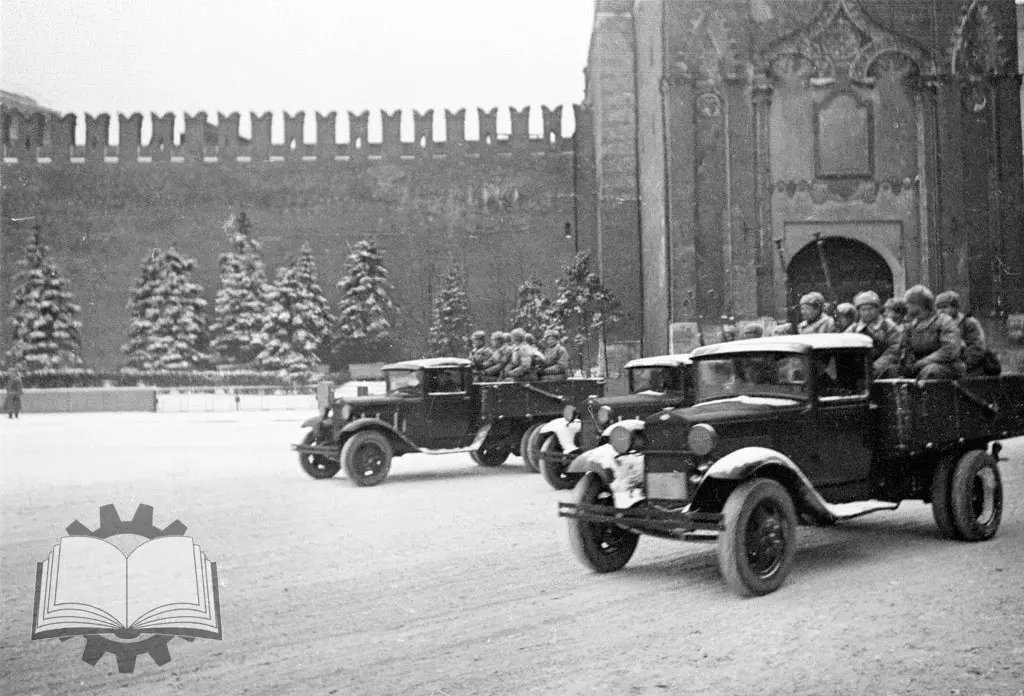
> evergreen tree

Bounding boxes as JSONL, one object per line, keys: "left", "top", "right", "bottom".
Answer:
{"left": 123, "top": 247, "right": 210, "bottom": 371}
{"left": 428, "top": 263, "right": 473, "bottom": 357}
{"left": 509, "top": 277, "right": 561, "bottom": 338}
{"left": 255, "top": 244, "right": 335, "bottom": 379}
{"left": 4, "top": 228, "right": 85, "bottom": 371}
{"left": 552, "top": 252, "right": 621, "bottom": 372}
{"left": 332, "top": 239, "right": 399, "bottom": 365}
{"left": 210, "top": 212, "right": 271, "bottom": 366}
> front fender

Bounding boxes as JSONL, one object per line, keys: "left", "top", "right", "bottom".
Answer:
{"left": 565, "top": 444, "right": 615, "bottom": 486}
{"left": 600, "top": 418, "right": 645, "bottom": 439}
{"left": 301, "top": 415, "right": 324, "bottom": 429}
{"left": 539, "top": 417, "right": 581, "bottom": 452}
{"left": 695, "top": 446, "right": 866, "bottom": 525}
{"left": 337, "top": 417, "right": 420, "bottom": 455}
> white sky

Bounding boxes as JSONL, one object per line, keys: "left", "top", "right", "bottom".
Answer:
{"left": 1, "top": 0, "right": 595, "bottom": 142}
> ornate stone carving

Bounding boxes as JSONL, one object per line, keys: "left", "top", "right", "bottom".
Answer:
{"left": 950, "top": 0, "right": 1009, "bottom": 77}
{"left": 671, "top": 6, "right": 739, "bottom": 84}
{"left": 763, "top": 0, "right": 936, "bottom": 86}
{"left": 696, "top": 92, "right": 722, "bottom": 119}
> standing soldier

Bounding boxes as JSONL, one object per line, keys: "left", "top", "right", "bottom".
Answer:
{"left": 481, "top": 331, "right": 510, "bottom": 380}
{"left": 881, "top": 285, "right": 964, "bottom": 379}
{"left": 540, "top": 329, "right": 570, "bottom": 381}
{"left": 503, "top": 328, "right": 536, "bottom": 381}
{"left": 4, "top": 369, "right": 24, "bottom": 419}
{"left": 797, "top": 292, "right": 835, "bottom": 334}
{"left": 846, "top": 291, "right": 901, "bottom": 377}
{"left": 935, "top": 290, "right": 996, "bottom": 376}
{"left": 469, "top": 330, "right": 493, "bottom": 381}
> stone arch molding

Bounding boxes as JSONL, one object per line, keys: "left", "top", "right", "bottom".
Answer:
{"left": 790, "top": 231, "right": 906, "bottom": 296}
{"left": 763, "top": 0, "right": 937, "bottom": 86}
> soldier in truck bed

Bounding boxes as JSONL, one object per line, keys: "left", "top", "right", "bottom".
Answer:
{"left": 845, "top": 290, "right": 902, "bottom": 378}
{"left": 480, "top": 331, "right": 511, "bottom": 380}
{"left": 503, "top": 328, "right": 538, "bottom": 381}
{"left": 540, "top": 329, "right": 570, "bottom": 381}
{"left": 469, "top": 330, "right": 493, "bottom": 380}
{"left": 878, "top": 284, "right": 964, "bottom": 380}
{"left": 935, "top": 290, "right": 995, "bottom": 377}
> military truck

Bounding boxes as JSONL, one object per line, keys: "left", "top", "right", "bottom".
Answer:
{"left": 294, "top": 357, "right": 604, "bottom": 486}
{"left": 558, "top": 334, "right": 1024, "bottom": 596}
{"left": 531, "top": 353, "right": 694, "bottom": 490}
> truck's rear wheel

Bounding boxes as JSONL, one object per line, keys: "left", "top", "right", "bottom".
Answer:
{"left": 340, "top": 431, "right": 393, "bottom": 487}
{"left": 519, "top": 423, "right": 544, "bottom": 473}
{"left": 717, "top": 478, "right": 797, "bottom": 597}
{"left": 930, "top": 454, "right": 960, "bottom": 539}
{"left": 298, "top": 430, "right": 341, "bottom": 479}
{"left": 949, "top": 450, "right": 1002, "bottom": 541}
{"left": 566, "top": 472, "right": 638, "bottom": 573}
{"left": 539, "top": 434, "right": 581, "bottom": 490}
{"left": 471, "top": 446, "right": 510, "bottom": 467}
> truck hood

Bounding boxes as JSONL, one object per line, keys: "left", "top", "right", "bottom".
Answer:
{"left": 333, "top": 395, "right": 412, "bottom": 410}
{"left": 593, "top": 392, "right": 687, "bottom": 411}
{"left": 677, "top": 396, "right": 806, "bottom": 425}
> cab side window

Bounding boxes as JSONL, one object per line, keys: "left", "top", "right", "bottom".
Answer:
{"left": 427, "top": 369, "right": 465, "bottom": 394}
{"left": 814, "top": 350, "right": 868, "bottom": 398}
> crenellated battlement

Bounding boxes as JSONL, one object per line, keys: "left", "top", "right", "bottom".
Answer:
{"left": 0, "top": 105, "right": 577, "bottom": 164}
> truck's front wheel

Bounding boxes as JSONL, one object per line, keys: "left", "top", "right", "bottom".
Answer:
{"left": 717, "top": 478, "right": 797, "bottom": 597}
{"left": 340, "top": 431, "right": 393, "bottom": 487}
{"left": 539, "top": 435, "right": 581, "bottom": 490}
{"left": 298, "top": 430, "right": 341, "bottom": 479}
{"left": 566, "top": 473, "right": 638, "bottom": 573}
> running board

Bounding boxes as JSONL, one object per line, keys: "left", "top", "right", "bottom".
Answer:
{"left": 824, "top": 500, "right": 901, "bottom": 521}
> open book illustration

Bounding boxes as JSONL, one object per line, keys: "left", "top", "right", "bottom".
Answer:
{"left": 32, "top": 535, "right": 221, "bottom": 640}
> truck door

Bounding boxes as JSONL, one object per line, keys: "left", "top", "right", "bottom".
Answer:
{"left": 424, "top": 368, "right": 476, "bottom": 448}
{"left": 812, "top": 349, "right": 873, "bottom": 494}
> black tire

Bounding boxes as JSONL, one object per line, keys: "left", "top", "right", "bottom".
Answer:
{"left": 930, "top": 454, "right": 960, "bottom": 540}
{"left": 471, "top": 446, "right": 510, "bottom": 467}
{"left": 539, "top": 434, "right": 582, "bottom": 491}
{"left": 298, "top": 430, "right": 341, "bottom": 479}
{"left": 520, "top": 423, "right": 544, "bottom": 473}
{"left": 717, "top": 478, "right": 797, "bottom": 597}
{"left": 949, "top": 450, "right": 1002, "bottom": 541}
{"left": 566, "top": 472, "right": 639, "bottom": 573}
{"left": 340, "top": 431, "right": 393, "bottom": 487}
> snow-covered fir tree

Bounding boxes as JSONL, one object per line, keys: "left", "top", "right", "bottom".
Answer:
{"left": 509, "top": 277, "right": 561, "bottom": 339}
{"left": 210, "top": 211, "right": 271, "bottom": 366}
{"left": 332, "top": 240, "right": 399, "bottom": 365}
{"left": 428, "top": 263, "right": 473, "bottom": 357}
{"left": 122, "top": 247, "right": 211, "bottom": 371}
{"left": 552, "top": 252, "right": 621, "bottom": 372}
{"left": 4, "top": 228, "right": 85, "bottom": 371}
{"left": 255, "top": 244, "right": 335, "bottom": 379}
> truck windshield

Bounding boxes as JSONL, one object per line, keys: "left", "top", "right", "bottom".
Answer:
{"left": 385, "top": 369, "right": 421, "bottom": 395}
{"left": 628, "top": 367, "right": 681, "bottom": 394}
{"left": 693, "top": 353, "right": 808, "bottom": 403}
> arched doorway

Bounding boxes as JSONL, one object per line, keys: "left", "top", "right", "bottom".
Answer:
{"left": 786, "top": 237, "right": 893, "bottom": 314}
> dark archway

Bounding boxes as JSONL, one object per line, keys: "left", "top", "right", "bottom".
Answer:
{"left": 786, "top": 237, "right": 893, "bottom": 317}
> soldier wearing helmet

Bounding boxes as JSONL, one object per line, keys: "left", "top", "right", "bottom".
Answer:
{"left": 797, "top": 292, "right": 835, "bottom": 334}
{"left": 880, "top": 285, "right": 964, "bottom": 379}
{"left": 540, "top": 329, "right": 570, "bottom": 381}
{"left": 503, "top": 328, "right": 536, "bottom": 381}
{"left": 481, "top": 331, "right": 510, "bottom": 380}
{"left": 469, "top": 330, "right": 493, "bottom": 381}
{"left": 846, "top": 290, "right": 902, "bottom": 377}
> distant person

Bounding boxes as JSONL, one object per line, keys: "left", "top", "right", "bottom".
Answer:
{"left": 798, "top": 292, "right": 835, "bottom": 334}
{"left": 4, "top": 370, "right": 23, "bottom": 419}
{"left": 720, "top": 324, "right": 738, "bottom": 343}
{"left": 833, "top": 303, "right": 857, "bottom": 333}
{"left": 880, "top": 285, "right": 964, "bottom": 379}
{"left": 935, "top": 290, "right": 998, "bottom": 376}
{"left": 540, "top": 330, "right": 570, "bottom": 382}
{"left": 741, "top": 324, "right": 764, "bottom": 339}
{"left": 846, "top": 291, "right": 901, "bottom": 377}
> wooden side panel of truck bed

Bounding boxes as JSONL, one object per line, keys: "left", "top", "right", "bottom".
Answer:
{"left": 476, "top": 379, "right": 605, "bottom": 419}
{"left": 871, "top": 375, "right": 1024, "bottom": 456}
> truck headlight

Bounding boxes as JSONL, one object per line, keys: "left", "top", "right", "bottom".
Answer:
{"left": 563, "top": 404, "right": 577, "bottom": 421}
{"left": 596, "top": 405, "right": 612, "bottom": 426}
{"left": 609, "top": 425, "right": 636, "bottom": 455}
{"left": 340, "top": 403, "right": 353, "bottom": 421}
{"left": 687, "top": 423, "right": 718, "bottom": 456}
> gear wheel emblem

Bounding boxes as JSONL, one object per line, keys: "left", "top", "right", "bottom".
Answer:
{"left": 59, "top": 504, "right": 195, "bottom": 673}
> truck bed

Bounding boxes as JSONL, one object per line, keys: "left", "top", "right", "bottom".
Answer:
{"left": 476, "top": 379, "right": 604, "bottom": 419}
{"left": 871, "top": 375, "right": 1024, "bottom": 456}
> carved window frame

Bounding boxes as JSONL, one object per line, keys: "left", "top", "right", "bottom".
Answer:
{"left": 812, "top": 89, "right": 874, "bottom": 180}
